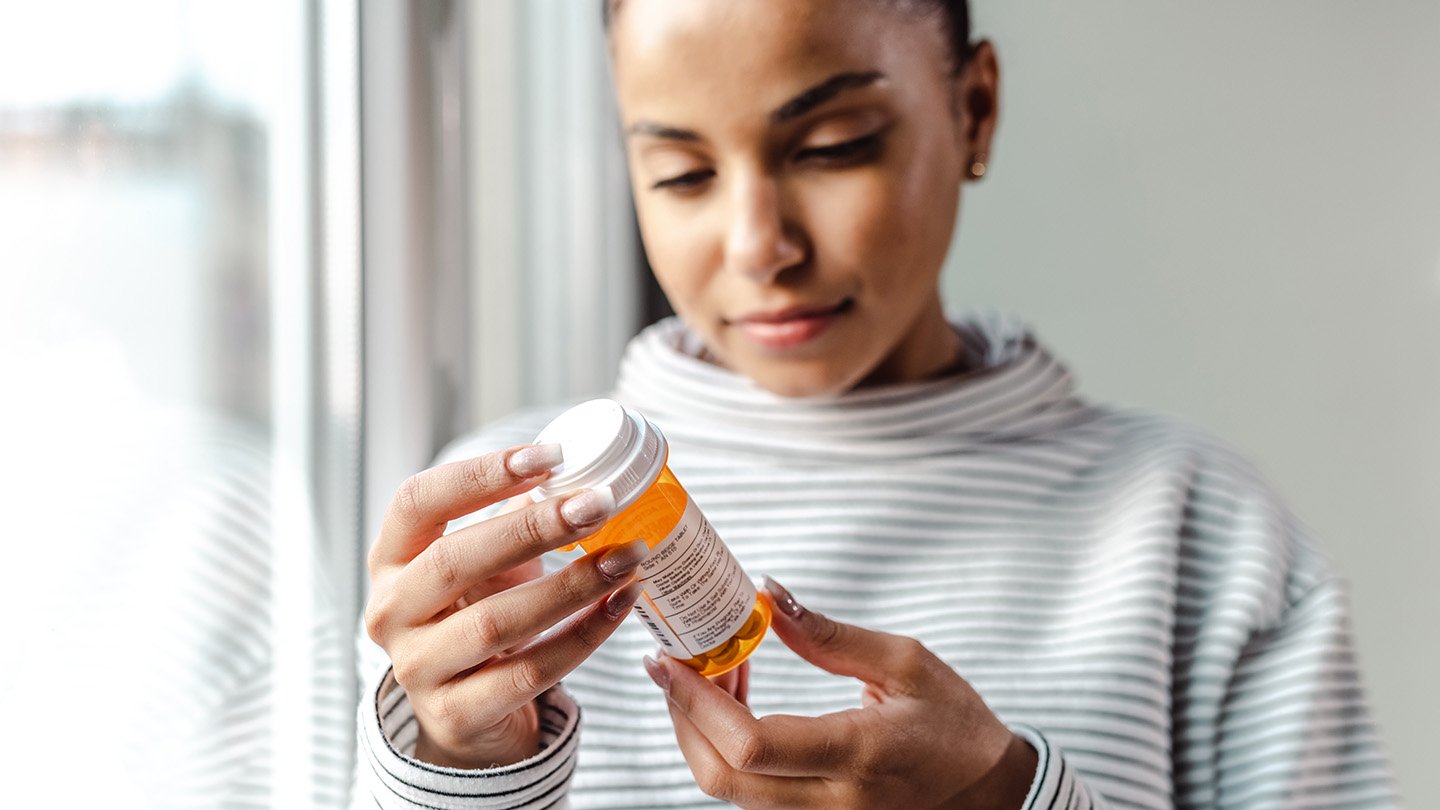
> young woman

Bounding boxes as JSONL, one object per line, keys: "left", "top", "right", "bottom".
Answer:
{"left": 355, "top": 1, "right": 1397, "bottom": 807}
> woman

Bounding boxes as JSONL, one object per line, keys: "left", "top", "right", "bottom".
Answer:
{"left": 355, "top": 1, "right": 1397, "bottom": 807}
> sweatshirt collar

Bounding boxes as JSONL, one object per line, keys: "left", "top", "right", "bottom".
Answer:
{"left": 612, "top": 313, "right": 1086, "bottom": 461}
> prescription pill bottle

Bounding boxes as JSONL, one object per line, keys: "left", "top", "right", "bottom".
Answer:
{"left": 530, "top": 398, "right": 770, "bottom": 677}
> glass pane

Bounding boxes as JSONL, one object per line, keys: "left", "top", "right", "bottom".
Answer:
{"left": 0, "top": 2, "right": 350, "bottom": 806}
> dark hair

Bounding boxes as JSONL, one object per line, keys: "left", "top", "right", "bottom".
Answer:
{"left": 602, "top": 0, "right": 972, "bottom": 71}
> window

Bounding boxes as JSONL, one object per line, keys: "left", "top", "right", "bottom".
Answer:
{"left": 0, "top": 1, "right": 646, "bottom": 806}
{"left": 0, "top": 2, "right": 360, "bottom": 806}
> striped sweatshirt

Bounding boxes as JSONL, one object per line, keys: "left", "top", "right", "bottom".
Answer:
{"left": 355, "top": 313, "right": 1399, "bottom": 809}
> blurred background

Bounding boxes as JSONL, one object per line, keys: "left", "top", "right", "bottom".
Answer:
{"left": 0, "top": 0, "right": 1433, "bottom": 806}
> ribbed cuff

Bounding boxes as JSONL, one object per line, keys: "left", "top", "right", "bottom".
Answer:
{"left": 357, "top": 667, "right": 580, "bottom": 809}
{"left": 1012, "top": 723, "right": 1097, "bottom": 810}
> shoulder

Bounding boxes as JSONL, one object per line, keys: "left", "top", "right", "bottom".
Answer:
{"left": 1081, "top": 406, "right": 1268, "bottom": 486}
{"left": 1078, "top": 405, "right": 1334, "bottom": 624}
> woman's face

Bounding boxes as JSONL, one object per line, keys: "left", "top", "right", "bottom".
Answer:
{"left": 610, "top": 0, "right": 998, "bottom": 397}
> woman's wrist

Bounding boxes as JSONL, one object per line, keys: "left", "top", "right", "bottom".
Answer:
{"left": 944, "top": 731, "right": 1038, "bottom": 809}
{"left": 412, "top": 705, "right": 541, "bottom": 770}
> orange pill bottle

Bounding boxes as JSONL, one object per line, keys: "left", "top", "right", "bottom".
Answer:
{"left": 530, "top": 399, "right": 770, "bottom": 677}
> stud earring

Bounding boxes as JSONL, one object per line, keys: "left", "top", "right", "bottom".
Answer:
{"left": 968, "top": 153, "right": 988, "bottom": 179}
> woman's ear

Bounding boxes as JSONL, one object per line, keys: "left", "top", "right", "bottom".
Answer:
{"left": 952, "top": 39, "right": 1000, "bottom": 179}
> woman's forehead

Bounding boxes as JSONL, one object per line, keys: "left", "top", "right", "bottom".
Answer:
{"left": 609, "top": 0, "right": 947, "bottom": 130}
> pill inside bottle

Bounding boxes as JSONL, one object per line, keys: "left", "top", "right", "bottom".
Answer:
{"left": 529, "top": 398, "right": 771, "bottom": 678}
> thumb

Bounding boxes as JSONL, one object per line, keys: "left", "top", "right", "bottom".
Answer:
{"left": 761, "top": 576, "right": 930, "bottom": 694}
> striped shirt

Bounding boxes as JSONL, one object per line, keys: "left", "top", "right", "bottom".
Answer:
{"left": 355, "top": 313, "right": 1399, "bottom": 809}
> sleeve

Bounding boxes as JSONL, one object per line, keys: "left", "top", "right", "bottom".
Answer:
{"left": 1010, "top": 725, "right": 1109, "bottom": 810}
{"left": 1000, "top": 440, "right": 1399, "bottom": 810}
{"left": 1176, "top": 441, "right": 1400, "bottom": 808}
{"left": 352, "top": 662, "right": 581, "bottom": 810}
{"left": 1006, "top": 576, "right": 1397, "bottom": 810}
{"left": 1208, "top": 578, "right": 1397, "bottom": 807}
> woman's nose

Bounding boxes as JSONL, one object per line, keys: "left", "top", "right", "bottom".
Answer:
{"left": 723, "top": 177, "right": 806, "bottom": 283}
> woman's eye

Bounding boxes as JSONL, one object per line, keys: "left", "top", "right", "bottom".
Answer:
{"left": 651, "top": 169, "right": 715, "bottom": 192}
{"left": 795, "top": 133, "right": 883, "bottom": 164}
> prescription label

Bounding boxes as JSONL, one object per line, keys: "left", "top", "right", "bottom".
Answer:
{"left": 631, "top": 498, "right": 755, "bottom": 657}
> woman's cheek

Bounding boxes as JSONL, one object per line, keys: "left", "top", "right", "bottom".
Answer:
{"left": 639, "top": 207, "right": 710, "bottom": 304}
{"left": 653, "top": 236, "right": 720, "bottom": 328}
{"left": 874, "top": 153, "right": 961, "bottom": 298}
{"left": 816, "top": 170, "right": 919, "bottom": 288}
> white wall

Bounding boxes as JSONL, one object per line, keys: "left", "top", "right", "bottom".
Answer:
{"left": 949, "top": 1, "right": 1440, "bottom": 804}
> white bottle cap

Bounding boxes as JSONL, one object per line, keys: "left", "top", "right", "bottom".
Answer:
{"left": 528, "top": 398, "right": 668, "bottom": 512}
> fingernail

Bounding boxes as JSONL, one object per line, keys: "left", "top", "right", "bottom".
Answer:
{"left": 597, "top": 539, "right": 650, "bottom": 579}
{"left": 762, "top": 575, "right": 804, "bottom": 619}
{"left": 604, "top": 580, "right": 644, "bottom": 619}
{"left": 642, "top": 655, "right": 670, "bottom": 690}
{"left": 507, "top": 443, "right": 563, "bottom": 477}
{"left": 560, "top": 487, "right": 615, "bottom": 527}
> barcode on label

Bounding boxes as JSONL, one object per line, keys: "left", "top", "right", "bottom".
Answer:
{"left": 642, "top": 618, "right": 668, "bottom": 639}
{"left": 634, "top": 596, "right": 687, "bottom": 653}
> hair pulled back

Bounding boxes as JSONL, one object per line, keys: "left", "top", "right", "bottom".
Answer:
{"left": 601, "top": 0, "right": 972, "bottom": 72}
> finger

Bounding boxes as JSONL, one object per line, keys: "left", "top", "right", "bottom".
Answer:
{"left": 405, "top": 541, "right": 650, "bottom": 683}
{"left": 762, "top": 576, "right": 938, "bottom": 696}
{"left": 371, "top": 443, "right": 564, "bottom": 569}
{"left": 387, "top": 487, "right": 618, "bottom": 625}
{"left": 711, "top": 659, "right": 749, "bottom": 707}
{"left": 663, "top": 694, "right": 827, "bottom": 808}
{"left": 448, "top": 579, "right": 644, "bottom": 718}
{"left": 645, "top": 654, "right": 852, "bottom": 778}
{"left": 449, "top": 558, "right": 541, "bottom": 610}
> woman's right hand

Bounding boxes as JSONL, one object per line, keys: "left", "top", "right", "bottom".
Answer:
{"left": 364, "top": 443, "right": 649, "bottom": 769}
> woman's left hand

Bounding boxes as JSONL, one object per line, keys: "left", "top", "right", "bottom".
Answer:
{"left": 643, "top": 578, "right": 1038, "bottom": 810}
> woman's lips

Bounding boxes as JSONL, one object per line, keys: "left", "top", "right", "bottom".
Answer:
{"left": 731, "top": 298, "right": 853, "bottom": 351}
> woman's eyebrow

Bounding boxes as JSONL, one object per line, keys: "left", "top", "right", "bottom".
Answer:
{"left": 770, "top": 70, "right": 885, "bottom": 124}
{"left": 628, "top": 121, "right": 702, "bottom": 142}
{"left": 626, "top": 70, "right": 886, "bottom": 142}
